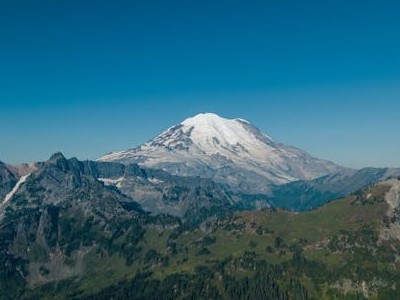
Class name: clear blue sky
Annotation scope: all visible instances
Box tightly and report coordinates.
[1,0,399,168]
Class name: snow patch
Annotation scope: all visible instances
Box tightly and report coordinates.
[1,173,30,209]
[148,178,163,184]
[98,177,125,188]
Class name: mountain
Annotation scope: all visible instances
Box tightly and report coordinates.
[271,167,400,211]
[0,153,150,299]
[2,162,400,299]
[99,113,346,193]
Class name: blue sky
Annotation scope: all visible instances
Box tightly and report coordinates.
[1,0,399,168]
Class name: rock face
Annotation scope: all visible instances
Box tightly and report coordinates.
[380,178,400,240]
[99,113,345,193]
[76,160,265,218]
[0,152,143,222]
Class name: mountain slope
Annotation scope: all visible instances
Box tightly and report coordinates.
[4,175,400,299]
[99,113,345,193]
[271,167,400,211]
[77,177,400,299]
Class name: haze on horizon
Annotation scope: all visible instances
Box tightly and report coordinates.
[1,0,399,168]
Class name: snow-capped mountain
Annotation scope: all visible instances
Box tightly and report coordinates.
[99,113,346,193]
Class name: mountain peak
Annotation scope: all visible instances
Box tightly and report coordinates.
[49,152,66,161]
[183,112,222,121]
[181,112,249,127]
[46,152,70,171]
[176,113,271,155]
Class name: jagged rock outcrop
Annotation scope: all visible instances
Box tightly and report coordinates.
[0,153,146,298]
